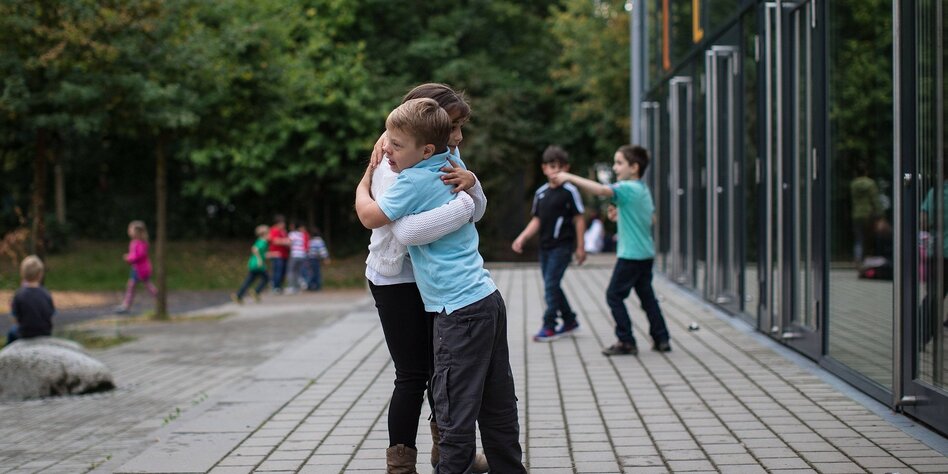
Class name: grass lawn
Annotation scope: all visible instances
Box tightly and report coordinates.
[0,240,368,292]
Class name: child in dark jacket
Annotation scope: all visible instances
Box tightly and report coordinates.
[6,255,55,345]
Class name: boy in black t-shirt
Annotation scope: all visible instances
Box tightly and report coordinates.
[6,255,55,345]
[512,145,587,341]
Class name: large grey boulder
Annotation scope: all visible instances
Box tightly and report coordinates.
[0,337,115,401]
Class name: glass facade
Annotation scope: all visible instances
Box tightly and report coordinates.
[742,9,759,320]
[634,0,948,435]
[826,0,895,389]
[910,0,947,408]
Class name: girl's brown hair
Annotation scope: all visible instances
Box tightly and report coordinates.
[402,83,471,122]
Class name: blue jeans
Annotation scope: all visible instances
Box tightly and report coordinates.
[606,258,669,345]
[539,245,576,329]
[306,257,322,290]
[269,257,286,290]
[237,269,269,299]
[6,325,19,345]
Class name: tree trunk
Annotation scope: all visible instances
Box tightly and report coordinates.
[322,192,331,250]
[54,156,66,224]
[153,135,169,320]
[30,130,48,259]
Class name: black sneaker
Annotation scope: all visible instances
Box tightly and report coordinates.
[602,342,638,356]
[652,340,672,352]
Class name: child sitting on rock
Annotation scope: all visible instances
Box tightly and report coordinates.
[6,255,55,345]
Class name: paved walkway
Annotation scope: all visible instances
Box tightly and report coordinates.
[2,256,947,473]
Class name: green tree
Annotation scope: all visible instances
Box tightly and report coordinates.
[548,0,631,163]
[104,0,219,318]
[349,0,564,256]
[0,0,129,257]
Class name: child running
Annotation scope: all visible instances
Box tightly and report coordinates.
[551,145,672,355]
[231,225,270,304]
[116,220,157,314]
[357,97,526,473]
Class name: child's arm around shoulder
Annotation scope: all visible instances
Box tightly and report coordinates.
[552,172,614,198]
[355,164,393,229]
[391,192,475,246]
[440,159,486,222]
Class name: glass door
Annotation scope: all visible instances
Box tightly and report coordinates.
[902,0,948,435]
[762,0,823,357]
[642,101,666,272]
[705,44,741,312]
[668,77,695,287]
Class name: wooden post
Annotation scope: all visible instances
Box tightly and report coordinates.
[31,130,48,259]
[154,135,169,320]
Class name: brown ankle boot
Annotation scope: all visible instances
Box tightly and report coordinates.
[386,444,419,474]
[429,421,490,473]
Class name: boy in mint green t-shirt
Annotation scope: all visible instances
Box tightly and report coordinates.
[552,144,671,356]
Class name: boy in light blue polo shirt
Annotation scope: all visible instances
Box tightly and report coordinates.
[552,144,672,356]
[355,98,526,474]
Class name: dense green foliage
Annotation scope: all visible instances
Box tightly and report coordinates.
[1,0,632,259]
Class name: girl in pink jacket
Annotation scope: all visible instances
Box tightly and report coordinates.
[117,220,157,314]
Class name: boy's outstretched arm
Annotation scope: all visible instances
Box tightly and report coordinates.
[551,172,614,198]
[355,164,393,229]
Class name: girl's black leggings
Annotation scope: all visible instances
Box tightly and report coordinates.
[369,281,436,448]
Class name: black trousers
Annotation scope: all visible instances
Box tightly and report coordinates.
[606,258,669,345]
[369,281,436,448]
[433,290,526,473]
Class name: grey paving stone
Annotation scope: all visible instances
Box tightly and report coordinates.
[618,455,665,467]
[666,459,716,471]
[759,456,812,470]
[808,462,867,473]
[11,266,948,473]
[574,460,622,472]
[717,465,769,474]
[116,432,247,473]
[798,450,851,463]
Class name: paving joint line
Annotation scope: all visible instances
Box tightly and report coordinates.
[282,336,389,470]
[528,269,581,472]
[206,319,381,471]
[565,268,674,472]
[655,276,910,469]
[561,287,633,471]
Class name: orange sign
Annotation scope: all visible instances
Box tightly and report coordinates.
[662,0,671,70]
[693,0,704,42]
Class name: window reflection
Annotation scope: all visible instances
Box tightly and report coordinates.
[915,0,946,388]
[827,0,894,389]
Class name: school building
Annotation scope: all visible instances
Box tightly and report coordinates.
[627,0,948,435]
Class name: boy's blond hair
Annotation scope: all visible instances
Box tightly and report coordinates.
[385,98,451,151]
[255,225,269,238]
[20,255,44,283]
